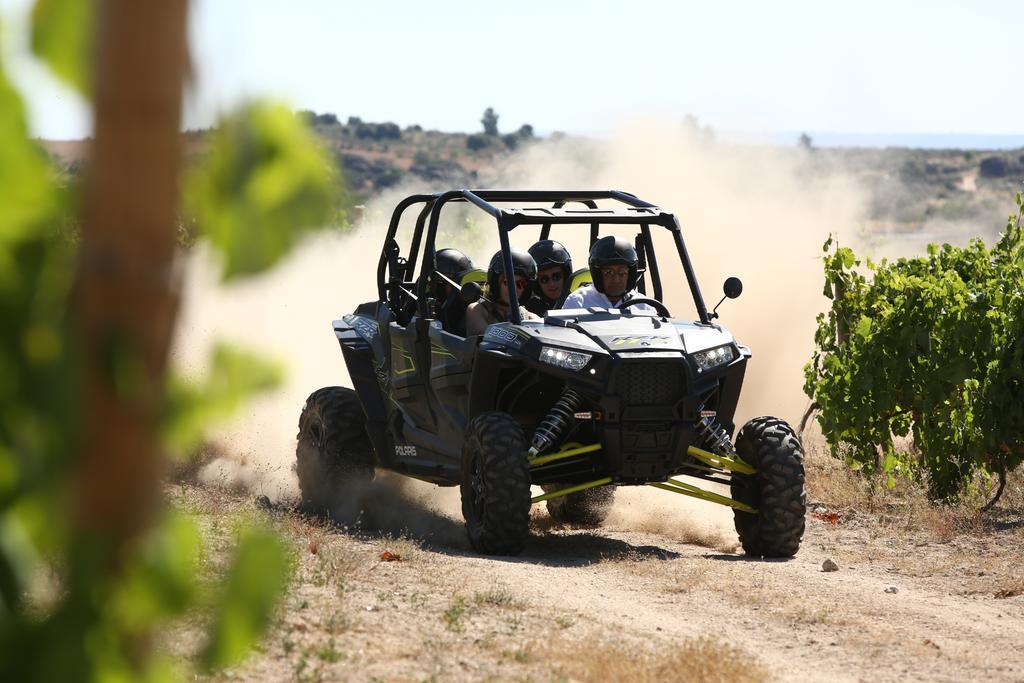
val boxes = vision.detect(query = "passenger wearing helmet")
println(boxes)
[561,235,656,313]
[433,248,474,334]
[525,239,572,315]
[434,248,473,297]
[465,248,539,336]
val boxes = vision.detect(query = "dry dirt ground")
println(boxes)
[169,445,1024,683]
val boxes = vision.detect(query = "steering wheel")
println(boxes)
[619,297,671,317]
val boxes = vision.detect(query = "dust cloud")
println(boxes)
[170,118,946,546]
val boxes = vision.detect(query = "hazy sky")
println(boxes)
[2,0,1020,140]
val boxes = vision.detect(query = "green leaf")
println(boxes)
[0,62,57,253]
[113,513,201,628]
[162,344,282,452]
[202,527,289,670]
[854,315,872,340]
[838,247,856,270]
[186,102,347,280]
[30,0,93,94]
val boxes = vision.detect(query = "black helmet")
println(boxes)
[436,248,473,283]
[487,248,537,299]
[528,240,572,274]
[589,235,639,294]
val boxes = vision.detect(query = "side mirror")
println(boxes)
[723,276,743,299]
[460,281,482,305]
[710,277,743,320]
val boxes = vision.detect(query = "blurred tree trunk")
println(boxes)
[72,0,189,542]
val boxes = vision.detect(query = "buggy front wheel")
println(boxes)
[730,416,806,558]
[460,412,531,555]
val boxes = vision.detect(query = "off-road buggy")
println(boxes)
[296,190,805,557]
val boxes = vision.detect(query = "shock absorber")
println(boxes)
[528,388,583,459]
[695,405,734,455]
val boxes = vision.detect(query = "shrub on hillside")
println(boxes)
[337,152,403,191]
[979,156,1010,178]
[466,134,489,151]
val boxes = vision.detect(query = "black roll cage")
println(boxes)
[377,190,711,325]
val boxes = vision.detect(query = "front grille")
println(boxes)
[616,362,686,406]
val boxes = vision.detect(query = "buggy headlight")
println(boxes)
[540,346,592,372]
[693,344,735,372]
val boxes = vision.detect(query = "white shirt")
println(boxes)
[561,286,656,314]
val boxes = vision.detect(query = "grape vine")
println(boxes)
[804,191,1024,503]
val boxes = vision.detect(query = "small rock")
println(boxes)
[822,558,839,572]
[885,586,899,594]
[813,505,827,514]
[254,495,272,510]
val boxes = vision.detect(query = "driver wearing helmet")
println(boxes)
[561,236,656,313]
[525,239,572,315]
[465,248,539,336]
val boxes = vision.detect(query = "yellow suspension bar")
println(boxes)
[529,443,602,468]
[649,478,758,514]
[531,477,613,505]
[687,445,756,475]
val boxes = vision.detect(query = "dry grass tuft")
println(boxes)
[994,576,1024,599]
[531,635,770,683]
[803,434,1020,543]
[472,586,521,608]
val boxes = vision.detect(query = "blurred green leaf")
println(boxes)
[0,62,57,259]
[162,344,282,452]
[30,0,93,94]
[186,102,347,280]
[113,513,200,629]
[201,527,289,671]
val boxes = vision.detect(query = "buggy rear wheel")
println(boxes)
[731,416,806,558]
[295,387,374,513]
[543,485,615,526]
[460,412,531,555]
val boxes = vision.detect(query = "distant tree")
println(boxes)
[376,122,402,140]
[296,109,317,125]
[979,156,1009,178]
[682,114,715,145]
[481,107,499,137]
[347,116,363,126]
[517,123,534,139]
[314,112,338,125]
[502,133,519,150]
[798,132,814,150]
[466,134,489,151]
[406,124,423,132]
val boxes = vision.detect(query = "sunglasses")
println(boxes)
[539,272,563,285]
[600,267,629,278]
[501,275,528,289]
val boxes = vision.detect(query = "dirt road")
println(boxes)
[175,464,1024,683]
